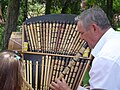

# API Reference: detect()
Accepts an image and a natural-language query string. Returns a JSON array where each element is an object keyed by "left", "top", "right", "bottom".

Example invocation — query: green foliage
[
  {"left": 0, "top": 0, "right": 8, "bottom": 21},
  {"left": 0, "top": 25, "right": 4, "bottom": 51},
  {"left": 50, "top": 0, "right": 64, "bottom": 13},
  {"left": 113, "top": 0, "right": 120, "bottom": 13},
  {"left": 50, "top": 0, "right": 81, "bottom": 14},
  {"left": 27, "top": 1, "right": 45, "bottom": 17},
  {"left": 82, "top": 70, "right": 90, "bottom": 85},
  {"left": 117, "top": 27, "right": 120, "bottom": 31},
  {"left": 87, "top": 0, "right": 96, "bottom": 6}
]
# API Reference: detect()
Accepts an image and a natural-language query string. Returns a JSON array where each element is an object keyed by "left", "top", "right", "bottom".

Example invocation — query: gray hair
[{"left": 75, "top": 7, "right": 111, "bottom": 30}]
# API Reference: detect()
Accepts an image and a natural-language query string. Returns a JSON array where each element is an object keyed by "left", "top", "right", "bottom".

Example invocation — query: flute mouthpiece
[{"left": 73, "top": 42, "right": 88, "bottom": 61}]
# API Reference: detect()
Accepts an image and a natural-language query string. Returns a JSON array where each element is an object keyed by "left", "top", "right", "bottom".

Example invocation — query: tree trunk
[
  {"left": 107, "top": 0, "right": 113, "bottom": 23},
  {"left": 71, "top": 0, "right": 81, "bottom": 14},
  {"left": 61, "top": 0, "right": 71, "bottom": 13},
  {"left": 23, "top": 0, "right": 28, "bottom": 21},
  {"left": 45, "top": 0, "right": 52, "bottom": 14},
  {"left": 3, "top": 0, "right": 20, "bottom": 50}
]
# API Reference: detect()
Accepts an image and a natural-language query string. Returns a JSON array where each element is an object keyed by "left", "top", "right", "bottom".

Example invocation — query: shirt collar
[{"left": 91, "top": 28, "right": 115, "bottom": 57}]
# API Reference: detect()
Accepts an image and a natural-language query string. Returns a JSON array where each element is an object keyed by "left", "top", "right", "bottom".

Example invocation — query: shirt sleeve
[
  {"left": 89, "top": 56, "right": 119, "bottom": 90},
  {"left": 77, "top": 86, "right": 88, "bottom": 90}
]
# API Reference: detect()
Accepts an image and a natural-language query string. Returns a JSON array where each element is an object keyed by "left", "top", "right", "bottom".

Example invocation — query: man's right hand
[{"left": 49, "top": 78, "right": 71, "bottom": 90}]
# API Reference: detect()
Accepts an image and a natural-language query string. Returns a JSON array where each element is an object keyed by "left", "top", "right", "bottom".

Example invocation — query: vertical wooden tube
[{"left": 34, "top": 61, "right": 38, "bottom": 90}]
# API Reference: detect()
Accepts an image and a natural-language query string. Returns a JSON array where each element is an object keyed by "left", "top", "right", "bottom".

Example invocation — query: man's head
[{"left": 76, "top": 7, "right": 111, "bottom": 48}]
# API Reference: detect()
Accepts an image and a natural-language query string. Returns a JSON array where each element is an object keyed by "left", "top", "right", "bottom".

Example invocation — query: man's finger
[
  {"left": 50, "top": 82, "right": 60, "bottom": 89},
  {"left": 49, "top": 84, "right": 56, "bottom": 90},
  {"left": 61, "top": 78, "right": 66, "bottom": 83},
  {"left": 55, "top": 78, "right": 62, "bottom": 84}
]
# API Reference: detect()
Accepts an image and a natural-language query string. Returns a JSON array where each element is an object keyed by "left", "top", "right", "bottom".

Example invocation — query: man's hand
[{"left": 49, "top": 78, "right": 71, "bottom": 90}]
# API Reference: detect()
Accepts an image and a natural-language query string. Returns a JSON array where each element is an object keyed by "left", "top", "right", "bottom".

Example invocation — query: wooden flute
[{"left": 58, "top": 42, "right": 88, "bottom": 80}]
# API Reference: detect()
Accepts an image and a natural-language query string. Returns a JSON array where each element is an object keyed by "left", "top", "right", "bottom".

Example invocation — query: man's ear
[{"left": 91, "top": 23, "right": 99, "bottom": 33}]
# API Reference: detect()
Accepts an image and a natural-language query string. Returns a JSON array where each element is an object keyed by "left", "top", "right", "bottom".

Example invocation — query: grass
[
  {"left": 82, "top": 69, "right": 90, "bottom": 86},
  {"left": 117, "top": 27, "right": 120, "bottom": 31}
]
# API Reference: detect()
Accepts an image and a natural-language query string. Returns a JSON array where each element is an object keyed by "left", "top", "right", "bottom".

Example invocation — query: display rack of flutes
[
  {"left": 22, "top": 20, "right": 84, "bottom": 55},
  {"left": 22, "top": 14, "right": 92, "bottom": 90},
  {"left": 22, "top": 42, "right": 92, "bottom": 90}
]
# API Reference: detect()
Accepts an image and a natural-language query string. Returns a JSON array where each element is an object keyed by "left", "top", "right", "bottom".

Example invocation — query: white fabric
[
  {"left": 78, "top": 86, "right": 87, "bottom": 90},
  {"left": 78, "top": 28, "right": 120, "bottom": 90}
]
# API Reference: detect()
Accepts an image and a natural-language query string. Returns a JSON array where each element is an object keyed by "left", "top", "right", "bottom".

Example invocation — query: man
[{"left": 50, "top": 7, "right": 120, "bottom": 90}]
